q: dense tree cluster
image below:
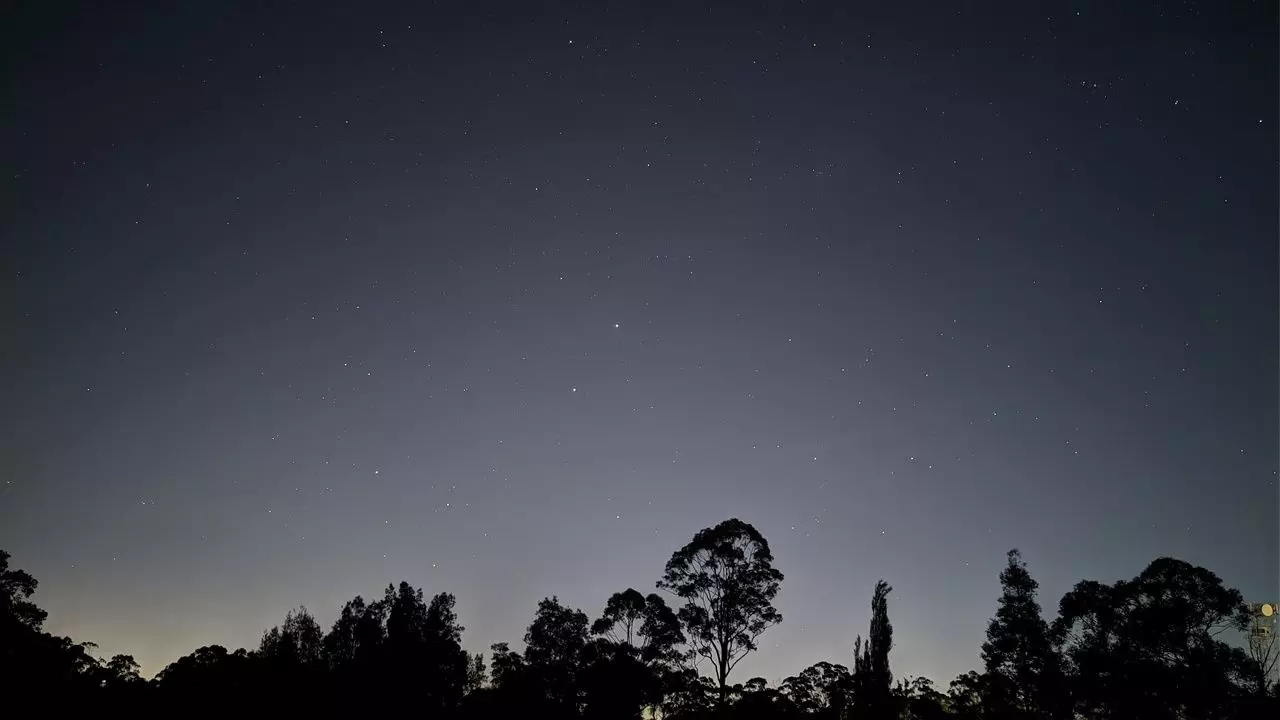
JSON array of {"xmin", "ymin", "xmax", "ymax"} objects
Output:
[{"xmin": 2, "ymin": 520, "xmax": 1276, "ymax": 718}]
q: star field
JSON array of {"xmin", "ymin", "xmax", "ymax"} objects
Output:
[{"xmin": 3, "ymin": 0, "xmax": 1276, "ymax": 683}]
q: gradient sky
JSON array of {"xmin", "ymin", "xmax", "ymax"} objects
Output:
[{"xmin": 3, "ymin": 0, "xmax": 1276, "ymax": 683}]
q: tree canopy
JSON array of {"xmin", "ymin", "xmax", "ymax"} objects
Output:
[
  {"xmin": 657, "ymin": 517, "xmax": 785, "ymax": 704},
  {"xmin": 1051, "ymin": 557, "xmax": 1256, "ymax": 720}
]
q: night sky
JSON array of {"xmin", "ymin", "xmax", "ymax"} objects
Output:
[{"xmin": 4, "ymin": 1, "xmax": 1276, "ymax": 684}]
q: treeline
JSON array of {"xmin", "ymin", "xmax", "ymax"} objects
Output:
[{"xmin": 2, "ymin": 518, "xmax": 1276, "ymax": 718}]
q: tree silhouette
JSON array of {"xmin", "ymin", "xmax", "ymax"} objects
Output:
[
  {"xmin": 593, "ymin": 588, "xmax": 648, "ymax": 645},
  {"xmin": 156, "ymin": 644, "xmax": 259, "ymax": 703},
  {"xmin": 385, "ymin": 581, "xmax": 428, "ymax": 645},
  {"xmin": 781, "ymin": 661, "xmax": 851, "ymax": 717},
  {"xmin": 657, "ymin": 518, "xmax": 784, "ymax": 706},
  {"xmin": 488, "ymin": 640, "xmax": 525, "ymax": 689},
  {"xmin": 368, "ymin": 581, "xmax": 469, "ymax": 712},
  {"xmin": 587, "ymin": 588, "xmax": 689, "ymax": 718},
  {"xmin": 422, "ymin": 590, "xmax": 470, "ymax": 709},
  {"xmin": 851, "ymin": 579, "xmax": 894, "ymax": 720},
  {"xmin": 1051, "ymin": 557, "xmax": 1254, "ymax": 720},
  {"xmin": 580, "ymin": 637, "xmax": 659, "ymax": 720},
  {"xmin": 980, "ymin": 549, "xmax": 1068, "ymax": 719},
  {"xmin": 946, "ymin": 669, "xmax": 989, "ymax": 719},
  {"xmin": 1, "ymin": 550, "xmax": 113, "ymax": 704},
  {"xmin": 103, "ymin": 653, "xmax": 143, "ymax": 684},
  {"xmin": 593, "ymin": 588, "xmax": 686, "ymax": 664},
  {"xmin": 464, "ymin": 640, "xmax": 532, "ymax": 716},
  {"xmin": 464, "ymin": 650, "xmax": 487, "ymax": 694},
  {"xmin": 260, "ymin": 605, "xmax": 323, "ymax": 667},
  {"xmin": 99, "ymin": 652, "xmax": 149, "ymax": 707},
  {"xmin": 1, "ymin": 549, "xmax": 47, "ymax": 631},
  {"xmin": 322, "ymin": 595, "xmax": 372, "ymax": 670},
  {"xmin": 524, "ymin": 596, "xmax": 591, "ymax": 714},
  {"xmin": 894, "ymin": 676, "xmax": 951, "ymax": 720},
  {"xmin": 663, "ymin": 671, "xmax": 718, "ymax": 717},
  {"xmin": 319, "ymin": 592, "xmax": 388, "ymax": 706},
  {"xmin": 732, "ymin": 676, "xmax": 795, "ymax": 718},
  {"xmin": 254, "ymin": 605, "xmax": 326, "ymax": 710}
]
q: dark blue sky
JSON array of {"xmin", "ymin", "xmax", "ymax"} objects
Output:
[{"xmin": 3, "ymin": 0, "xmax": 1276, "ymax": 683}]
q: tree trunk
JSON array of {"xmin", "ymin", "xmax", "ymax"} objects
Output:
[{"xmin": 717, "ymin": 643, "xmax": 730, "ymax": 707}]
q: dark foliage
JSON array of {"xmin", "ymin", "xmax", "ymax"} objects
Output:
[
  {"xmin": 850, "ymin": 580, "xmax": 895, "ymax": 720},
  {"xmin": 0, "ymin": 550, "xmax": 46, "ymax": 631},
  {"xmin": 1050, "ymin": 557, "xmax": 1259, "ymax": 720},
  {"xmin": 979, "ymin": 550, "xmax": 1070, "ymax": 720},
  {"xmin": 2, "ymin": 531, "xmax": 1276, "ymax": 719}
]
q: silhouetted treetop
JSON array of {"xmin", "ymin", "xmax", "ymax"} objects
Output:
[
  {"xmin": 658, "ymin": 517, "xmax": 784, "ymax": 706},
  {"xmin": 593, "ymin": 588, "xmax": 647, "ymax": 645},
  {"xmin": 981, "ymin": 549, "xmax": 1069, "ymax": 719},
  {"xmin": 852, "ymin": 579, "xmax": 895, "ymax": 720},
  {"xmin": 0, "ymin": 549, "xmax": 47, "ymax": 631},
  {"xmin": 592, "ymin": 588, "xmax": 685, "ymax": 666},
  {"xmin": 260, "ymin": 605, "xmax": 323, "ymax": 667}
]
